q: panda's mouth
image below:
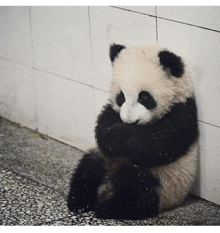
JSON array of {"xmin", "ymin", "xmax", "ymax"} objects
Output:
[
  {"xmin": 122, "ymin": 119, "xmax": 140, "ymax": 125},
  {"xmin": 132, "ymin": 120, "xmax": 140, "ymax": 125}
]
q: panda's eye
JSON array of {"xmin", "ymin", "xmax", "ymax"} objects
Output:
[
  {"xmin": 116, "ymin": 91, "xmax": 125, "ymax": 107},
  {"xmin": 138, "ymin": 91, "xmax": 157, "ymax": 110}
]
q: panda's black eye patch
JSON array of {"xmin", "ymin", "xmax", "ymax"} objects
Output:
[
  {"xmin": 116, "ymin": 91, "xmax": 125, "ymax": 107},
  {"xmin": 138, "ymin": 91, "xmax": 157, "ymax": 110}
]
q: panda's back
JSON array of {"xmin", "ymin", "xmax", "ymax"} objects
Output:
[{"xmin": 151, "ymin": 141, "xmax": 199, "ymax": 211}]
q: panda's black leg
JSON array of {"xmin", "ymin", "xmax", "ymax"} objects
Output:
[
  {"xmin": 94, "ymin": 165, "xmax": 160, "ymax": 220},
  {"xmin": 67, "ymin": 150, "xmax": 107, "ymax": 214}
]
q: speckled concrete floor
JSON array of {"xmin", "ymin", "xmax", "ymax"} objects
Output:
[{"xmin": 0, "ymin": 117, "xmax": 220, "ymax": 226}]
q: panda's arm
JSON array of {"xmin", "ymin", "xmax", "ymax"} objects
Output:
[
  {"xmin": 135, "ymin": 97, "xmax": 199, "ymax": 167},
  {"xmin": 95, "ymin": 104, "xmax": 123, "ymax": 129},
  {"xmin": 132, "ymin": 98, "xmax": 199, "ymax": 167},
  {"xmin": 95, "ymin": 98, "xmax": 199, "ymax": 167},
  {"xmin": 95, "ymin": 103, "xmax": 134, "ymax": 152}
]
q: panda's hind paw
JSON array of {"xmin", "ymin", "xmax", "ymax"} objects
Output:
[
  {"xmin": 94, "ymin": 199, "xmax": 119, "ymax": 219},
  {"xmin": 67, "ymin": 192, "xmax": 93, "ymax": 214}
]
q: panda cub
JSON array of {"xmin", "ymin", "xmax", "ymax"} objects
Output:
[{"xmin": 67, "ymin": 44, "xmax": 199, "ymax": 220}]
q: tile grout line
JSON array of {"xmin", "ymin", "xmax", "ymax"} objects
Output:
[
  {"xmin": 0, "ymin": 56, "xmax": 109, "ymax": 94},
  {"xmin": 110, "ymin": 6, "xmax": 156, "ymax": 18},
  {"xmin": 198, "ymin": 120, "xmax": 220, "ymax": 129},
  {"xmin": 29, "ymin": 6, "xmax": 39, "ymax": 132},
  {"xmin": 110, "ymin": 6, "xmax": 220, "ymax": 34},
  {"xmin": 155, "ymin": 6, "xmax": 159, "ymax": 43},
  {"xmin": 88, "ymin": 6, "xmax": 96, "ymax": 121},
  {"xmin": 88, "ymin": 6, "xmax": 93, "ymax": 66},
  {"xmin": 0, "ymin": 115, "xmax": 85, "ymax": 150},
  {"xmin": 157, "ymin": 16, "xmax": 220, "ymax": 34}
]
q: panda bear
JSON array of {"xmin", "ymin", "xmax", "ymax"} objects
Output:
[{"xmin": 67, "ymin": 44, "xmax": 199, "ymax": 220}]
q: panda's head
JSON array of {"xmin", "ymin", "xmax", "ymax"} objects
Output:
[{"xmin": 109, "ymin": 44, "xmax": 194, "ymax": 125}]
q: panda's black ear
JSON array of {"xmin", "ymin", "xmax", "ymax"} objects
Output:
[
  {"xmin": 109, "ymin": 43, "xmax": 126, "ymax": 63},
  {"xmin": 158, "ymin": 50, "xmax": 185, "ymax": 78}
]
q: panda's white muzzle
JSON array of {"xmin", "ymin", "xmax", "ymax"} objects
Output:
[{"xmin": 120, "ymin": 100, "xmax": 151, "ymax": 125}]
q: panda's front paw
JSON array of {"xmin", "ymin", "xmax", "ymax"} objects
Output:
[{"xmin": 98, "ymin": 123, "xmax": 134, "ymax": 157}]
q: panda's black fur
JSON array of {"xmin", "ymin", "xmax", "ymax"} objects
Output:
[
  {"xmin": 109, "ymin": 44, "xmax": 126, "ymax": 63},
  {"xmin": 67, "ymin": 44, "xmax": 199, "ymax": 220}
]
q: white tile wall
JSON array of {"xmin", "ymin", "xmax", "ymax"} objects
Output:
[
  {"xmin": 0, "ymin": 7, "xmax": 32, "ymax": 66},
  {"xmin": 35, "ymin": 70, "xmax": 96, "ymax": 151},
  {"xmin": 0, "ymin": 58, "xmax": 36, "ymax": 129},
  {"xmin": 157, "ymin": 6, "xmax": 220, "ymax": 31},
  {"xmin": 193, "ymin": 122, "xmax": 220, "ymax": 205},
  {"xmin": 93, "ymin": 89, "xmax": 109, "ymax": 119},
  {"xmin": 90, "ymin": 6, "xmax": 157, "ymax": 92},
  {"xmin": 30, "ymin": 6, "xmax": 93, "ymax": 87}
]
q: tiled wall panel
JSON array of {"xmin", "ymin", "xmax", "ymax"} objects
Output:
[
  {"xmin": 157, "ymin": 6, "xmax": 220, "ymax": 31},
  {"xmin": 30, "ymin": 6, "xmax": 93, "ymax": 86},
  {"xmin": 0, "ymin": 7, "xmax": 32, "ymax": 66},
  {"xmin": 35, "ymin": 70, "xmax": 96, "ymax": 151},
  {"xmin": 193, "ymin": 122, "xmax": 220, "ymax": 205},
  {"xmin": 93, "ymin": 89, "xmax": 109, "ymax": 119},
  {"xmin": 90, "ymin": 6, "xmax": 157, "ymax": 92},
  {"xmin": 0, "ymin": 58, "xmax": 36, "ymax": 129}
]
